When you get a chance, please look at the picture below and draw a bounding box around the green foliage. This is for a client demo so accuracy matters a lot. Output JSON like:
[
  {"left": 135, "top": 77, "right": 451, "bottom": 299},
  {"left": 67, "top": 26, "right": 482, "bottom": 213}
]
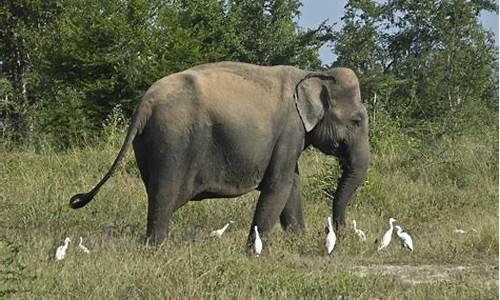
[
  {"left": 0, "top": 237, "right": 33, "bottom": 297},
  {"left": 0, "top": 77, "right": 16, "bottom": 140},
  {"left": 28, "top": 0, "right": 172, "bottom": 133},
  {"left": 33, "top": 87, "right": 92, "bottom": 148},
  {"left": 0, "top": 1, "right": 62, "bottom": 142},
  {"left": 332, "top": 0, "right": 498, "bottom": 134},
  {"left": 102, "top": 104, "right": 128, "bottom": 145},
  {"left": 3, "top": 0, "right": 497, "bottom": 146},
  {"left": 1, "top": 0, "right": 329, "bottom": 145},
  {"left": 224, "top": 0, "right": 329, "bottom": 68}
]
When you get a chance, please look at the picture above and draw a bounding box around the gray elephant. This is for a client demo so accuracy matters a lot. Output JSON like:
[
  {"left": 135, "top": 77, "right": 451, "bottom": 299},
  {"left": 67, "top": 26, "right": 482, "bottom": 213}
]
[{"left": 70, "top": 62, "right": 370, "bottom": 246}]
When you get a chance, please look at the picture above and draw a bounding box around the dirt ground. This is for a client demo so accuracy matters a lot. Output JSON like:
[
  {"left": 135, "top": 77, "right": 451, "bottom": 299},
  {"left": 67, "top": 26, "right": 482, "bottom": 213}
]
[{"left": 351, "top": 264, "right": 499, "bottom": 286}]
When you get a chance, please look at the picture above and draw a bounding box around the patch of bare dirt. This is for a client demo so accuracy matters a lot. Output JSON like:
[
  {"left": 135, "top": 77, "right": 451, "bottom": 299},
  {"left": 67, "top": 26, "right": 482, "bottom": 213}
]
[{"left": 351, "top": 264, "right": 499, "bottom": 286}]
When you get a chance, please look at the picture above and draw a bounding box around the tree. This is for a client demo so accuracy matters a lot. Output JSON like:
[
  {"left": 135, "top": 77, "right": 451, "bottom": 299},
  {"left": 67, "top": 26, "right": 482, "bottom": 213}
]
[
  {"left": 226, "top": 0, "right": 330, "bottom": 69},
  {"left": 27, "top": 0, "right": 171, "bottom": 144},
  {"left": 1, "top": 0, "right": 332, "bottom": 145},
  {"left": 332, "top": 0, "right": 498, "bottom": 135},
  {"left": 0, "top": 0, "right": 61, "bottom": 142}
]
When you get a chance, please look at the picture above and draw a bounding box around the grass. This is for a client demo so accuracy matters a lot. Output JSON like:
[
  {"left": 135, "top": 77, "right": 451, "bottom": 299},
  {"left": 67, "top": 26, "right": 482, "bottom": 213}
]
[{"left": 0, "top": 127, "right": 498, "bottom": 299}]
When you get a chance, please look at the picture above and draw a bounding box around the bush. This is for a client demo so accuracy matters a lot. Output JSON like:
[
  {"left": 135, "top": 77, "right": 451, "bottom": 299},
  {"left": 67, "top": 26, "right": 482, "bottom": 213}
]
[{"left": 32, "top": 87, "right": 94, "bottom": 148}]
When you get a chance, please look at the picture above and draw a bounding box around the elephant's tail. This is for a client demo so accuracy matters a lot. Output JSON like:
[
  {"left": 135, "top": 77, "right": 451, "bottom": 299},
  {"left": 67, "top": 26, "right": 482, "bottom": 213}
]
[{"left": 69, "top": 102, "right": 151, "bottom": 209}]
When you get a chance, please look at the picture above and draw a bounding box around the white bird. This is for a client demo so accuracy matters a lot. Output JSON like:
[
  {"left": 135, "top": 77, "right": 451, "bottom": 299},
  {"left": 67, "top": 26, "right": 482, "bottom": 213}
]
[
  {"left": 377, "top": 218, "right": 396, "bottom": 251},
  {"left": 55, "top": 237, "right": 71, "bottom": 261},
  {"left": 453, "top": 228, "right": 466, "bottom": 234},
  {"left": 209, "top": 221, "right": 234, "bottom": 239},
  {"left": 326, "top": 217, "right": 336, "bottom": 255},
  {"left": 254, "top": 226, "right": 262, "bottom": 257},
  {"left": 352, "top": 219, "right": 367, "bottom": 241},
  {"left": 78, "top": 237, "right": 90, "bottom": 254},
  {"left": 395, "top": 225, "right": 413, "bottom": 251}
]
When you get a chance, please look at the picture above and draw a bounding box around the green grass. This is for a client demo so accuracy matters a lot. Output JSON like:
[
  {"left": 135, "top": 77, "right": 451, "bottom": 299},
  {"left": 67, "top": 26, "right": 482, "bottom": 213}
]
[{"left": 1, "top": 128, "right": 498, "bottom": 299}]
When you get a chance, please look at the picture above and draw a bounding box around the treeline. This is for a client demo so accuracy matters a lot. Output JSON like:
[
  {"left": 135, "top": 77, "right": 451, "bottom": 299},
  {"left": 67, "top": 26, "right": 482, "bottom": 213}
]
[
  {"left": 0, "top": 0, "right": 498, "bottom": 147},
  {"left": 334, "top": 0, "right": 498, "bottom": 143}
]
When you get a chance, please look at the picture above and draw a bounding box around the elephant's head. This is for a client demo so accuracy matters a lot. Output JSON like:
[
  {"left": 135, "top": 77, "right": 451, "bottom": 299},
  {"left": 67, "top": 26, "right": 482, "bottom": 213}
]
[{"left": 294, "top": 67, "right": 370, "bottom": 229}]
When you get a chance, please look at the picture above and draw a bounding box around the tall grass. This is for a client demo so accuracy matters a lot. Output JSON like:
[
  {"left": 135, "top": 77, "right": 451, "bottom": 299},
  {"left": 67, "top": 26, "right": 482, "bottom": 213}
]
[{"left": 1, "top": 124, "right": 498, "bottom": 298}]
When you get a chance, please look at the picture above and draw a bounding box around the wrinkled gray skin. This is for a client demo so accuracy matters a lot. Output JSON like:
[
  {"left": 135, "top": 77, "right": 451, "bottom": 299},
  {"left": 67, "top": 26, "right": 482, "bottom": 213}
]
[{"left": 70, "top": 62, "right": 370, "bottom": 246}]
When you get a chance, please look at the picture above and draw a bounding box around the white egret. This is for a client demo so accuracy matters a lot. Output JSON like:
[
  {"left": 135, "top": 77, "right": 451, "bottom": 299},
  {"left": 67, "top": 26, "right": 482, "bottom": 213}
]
[
  {"left": 55, "top": 237, "right": 71, "bottom": 261},
  {"left": 78, "top": 237, "right": 90, "bottom": 254},
  {"left": 209, "top": 221, "right": 234, "bottom": 239},
  {"left": 254, "top": 226, "right": 262, "bottom": 257},
  {"left": 352, "top": 219, "right": 367, "bottom": 241},
  {"left": 377, "top": 218, "right": 396, "bottom": 251},
  {"left": 326, "top": 217, "right": 336, "bottom": 255},
  {"left": 453, "top": 228, "right": 466, "bottom": 234},
  {"left": 395, "top": 225, "right": 413, "bottom": 251}
]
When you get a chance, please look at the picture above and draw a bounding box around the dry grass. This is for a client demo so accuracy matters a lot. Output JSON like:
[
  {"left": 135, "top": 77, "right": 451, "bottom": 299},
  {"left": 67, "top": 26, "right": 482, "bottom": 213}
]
[{"left": 1, "top": 128, "right": 498, "bottom": 299}]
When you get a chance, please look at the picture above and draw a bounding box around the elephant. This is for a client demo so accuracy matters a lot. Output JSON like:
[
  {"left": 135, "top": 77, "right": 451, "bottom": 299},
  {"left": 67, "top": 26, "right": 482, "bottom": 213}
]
[{"left": 69, "top": 61, "right": 370, "bottom": 246}]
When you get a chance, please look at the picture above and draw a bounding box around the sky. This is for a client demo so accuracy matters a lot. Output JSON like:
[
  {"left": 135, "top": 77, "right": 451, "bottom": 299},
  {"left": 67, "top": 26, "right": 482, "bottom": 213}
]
[{"left": 297, "top": 0, "right": 499, "bottom": 65}]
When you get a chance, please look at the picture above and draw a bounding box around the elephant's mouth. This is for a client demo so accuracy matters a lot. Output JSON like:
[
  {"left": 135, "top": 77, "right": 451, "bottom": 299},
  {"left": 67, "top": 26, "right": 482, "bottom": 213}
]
[
  {"left": 330, "top": 141, "right": 346, "bottom": 157},
  {"left": 320, "top": 141, "right": 341, "bottom": 156}
]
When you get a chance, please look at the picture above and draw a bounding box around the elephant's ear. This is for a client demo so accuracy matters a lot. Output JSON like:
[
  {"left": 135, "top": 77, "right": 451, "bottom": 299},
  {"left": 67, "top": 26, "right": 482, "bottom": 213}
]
[{"left": 294, "top": 77, "right": 330, "bottom": 132}]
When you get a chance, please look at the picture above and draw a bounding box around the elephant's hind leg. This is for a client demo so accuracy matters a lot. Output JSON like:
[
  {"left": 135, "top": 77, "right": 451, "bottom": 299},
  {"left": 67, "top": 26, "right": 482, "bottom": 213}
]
[{"left": 145, "top": 160, "right": 189, "bottom": 245}]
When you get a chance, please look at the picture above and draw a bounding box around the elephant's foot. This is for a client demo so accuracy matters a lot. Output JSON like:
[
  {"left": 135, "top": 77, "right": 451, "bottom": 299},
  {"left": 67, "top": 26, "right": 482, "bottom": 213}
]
[
  {"left": 245, "top": 242, "right": 256, "bottom": 256},
  {"left": 332, "top": 219, "right": 347, "bottom": 239},
  {"left": 144, "top": 230, "right": 168, "bottom": 247}
]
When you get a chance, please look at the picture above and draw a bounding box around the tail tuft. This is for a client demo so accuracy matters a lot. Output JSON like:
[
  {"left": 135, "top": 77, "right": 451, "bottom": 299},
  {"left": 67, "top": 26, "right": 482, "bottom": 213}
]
[{"left": 69, "top": 193, "right": 94, "bottom": 209}]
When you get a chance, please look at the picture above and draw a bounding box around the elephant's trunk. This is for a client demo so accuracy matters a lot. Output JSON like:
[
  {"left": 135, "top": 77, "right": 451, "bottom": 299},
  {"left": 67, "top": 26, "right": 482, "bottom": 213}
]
[{"left": 332, "top": 138, "right": 370, "bottom": 229}]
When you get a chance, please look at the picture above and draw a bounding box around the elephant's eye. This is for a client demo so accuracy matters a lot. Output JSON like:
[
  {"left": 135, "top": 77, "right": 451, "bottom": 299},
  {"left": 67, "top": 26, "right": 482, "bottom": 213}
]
[{"left": 351, "top": 116, "right": 362, "bottom": 127}]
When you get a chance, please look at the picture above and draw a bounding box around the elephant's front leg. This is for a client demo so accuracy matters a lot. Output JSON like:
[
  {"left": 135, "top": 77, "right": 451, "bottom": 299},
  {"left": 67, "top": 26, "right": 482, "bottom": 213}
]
[
  {"left": 279, "top": 171, "right": 305, "bottom": 233},
  {"left": 247, "top": 113, "right": 304, "bottom": 251},
  {"left": 248, "top": 179, "right": 295, "bottom": 247},
  {"left": 247, "top": 152, "right": 301, "bottom": 249}
]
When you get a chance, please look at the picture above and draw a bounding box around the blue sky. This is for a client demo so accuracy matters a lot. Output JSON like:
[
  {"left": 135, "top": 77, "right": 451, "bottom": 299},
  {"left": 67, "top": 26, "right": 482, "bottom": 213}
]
[{"left": 297, "top": 0, "right": 499, "bottom": 65}]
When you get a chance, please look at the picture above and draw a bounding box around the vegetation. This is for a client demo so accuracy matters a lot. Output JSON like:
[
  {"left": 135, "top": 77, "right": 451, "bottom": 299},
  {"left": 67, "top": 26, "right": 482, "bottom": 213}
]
[
  {"left": 0, "top": 0, "right": 498, "bottom": 298},
  {"left": 333, "top": 0, "right": 497, "bottom": 136},
  {"left": 1, "top": 0, "right": 330, "bottom": 145},
  {"left": 0, "top": 121, "right": 497, "bottom": 298}
]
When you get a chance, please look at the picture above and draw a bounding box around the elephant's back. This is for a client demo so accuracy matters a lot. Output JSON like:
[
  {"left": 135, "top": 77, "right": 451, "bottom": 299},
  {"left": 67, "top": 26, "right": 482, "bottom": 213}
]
[{"left": 145, "top": 63, "right": 293, "bottom": 134}]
